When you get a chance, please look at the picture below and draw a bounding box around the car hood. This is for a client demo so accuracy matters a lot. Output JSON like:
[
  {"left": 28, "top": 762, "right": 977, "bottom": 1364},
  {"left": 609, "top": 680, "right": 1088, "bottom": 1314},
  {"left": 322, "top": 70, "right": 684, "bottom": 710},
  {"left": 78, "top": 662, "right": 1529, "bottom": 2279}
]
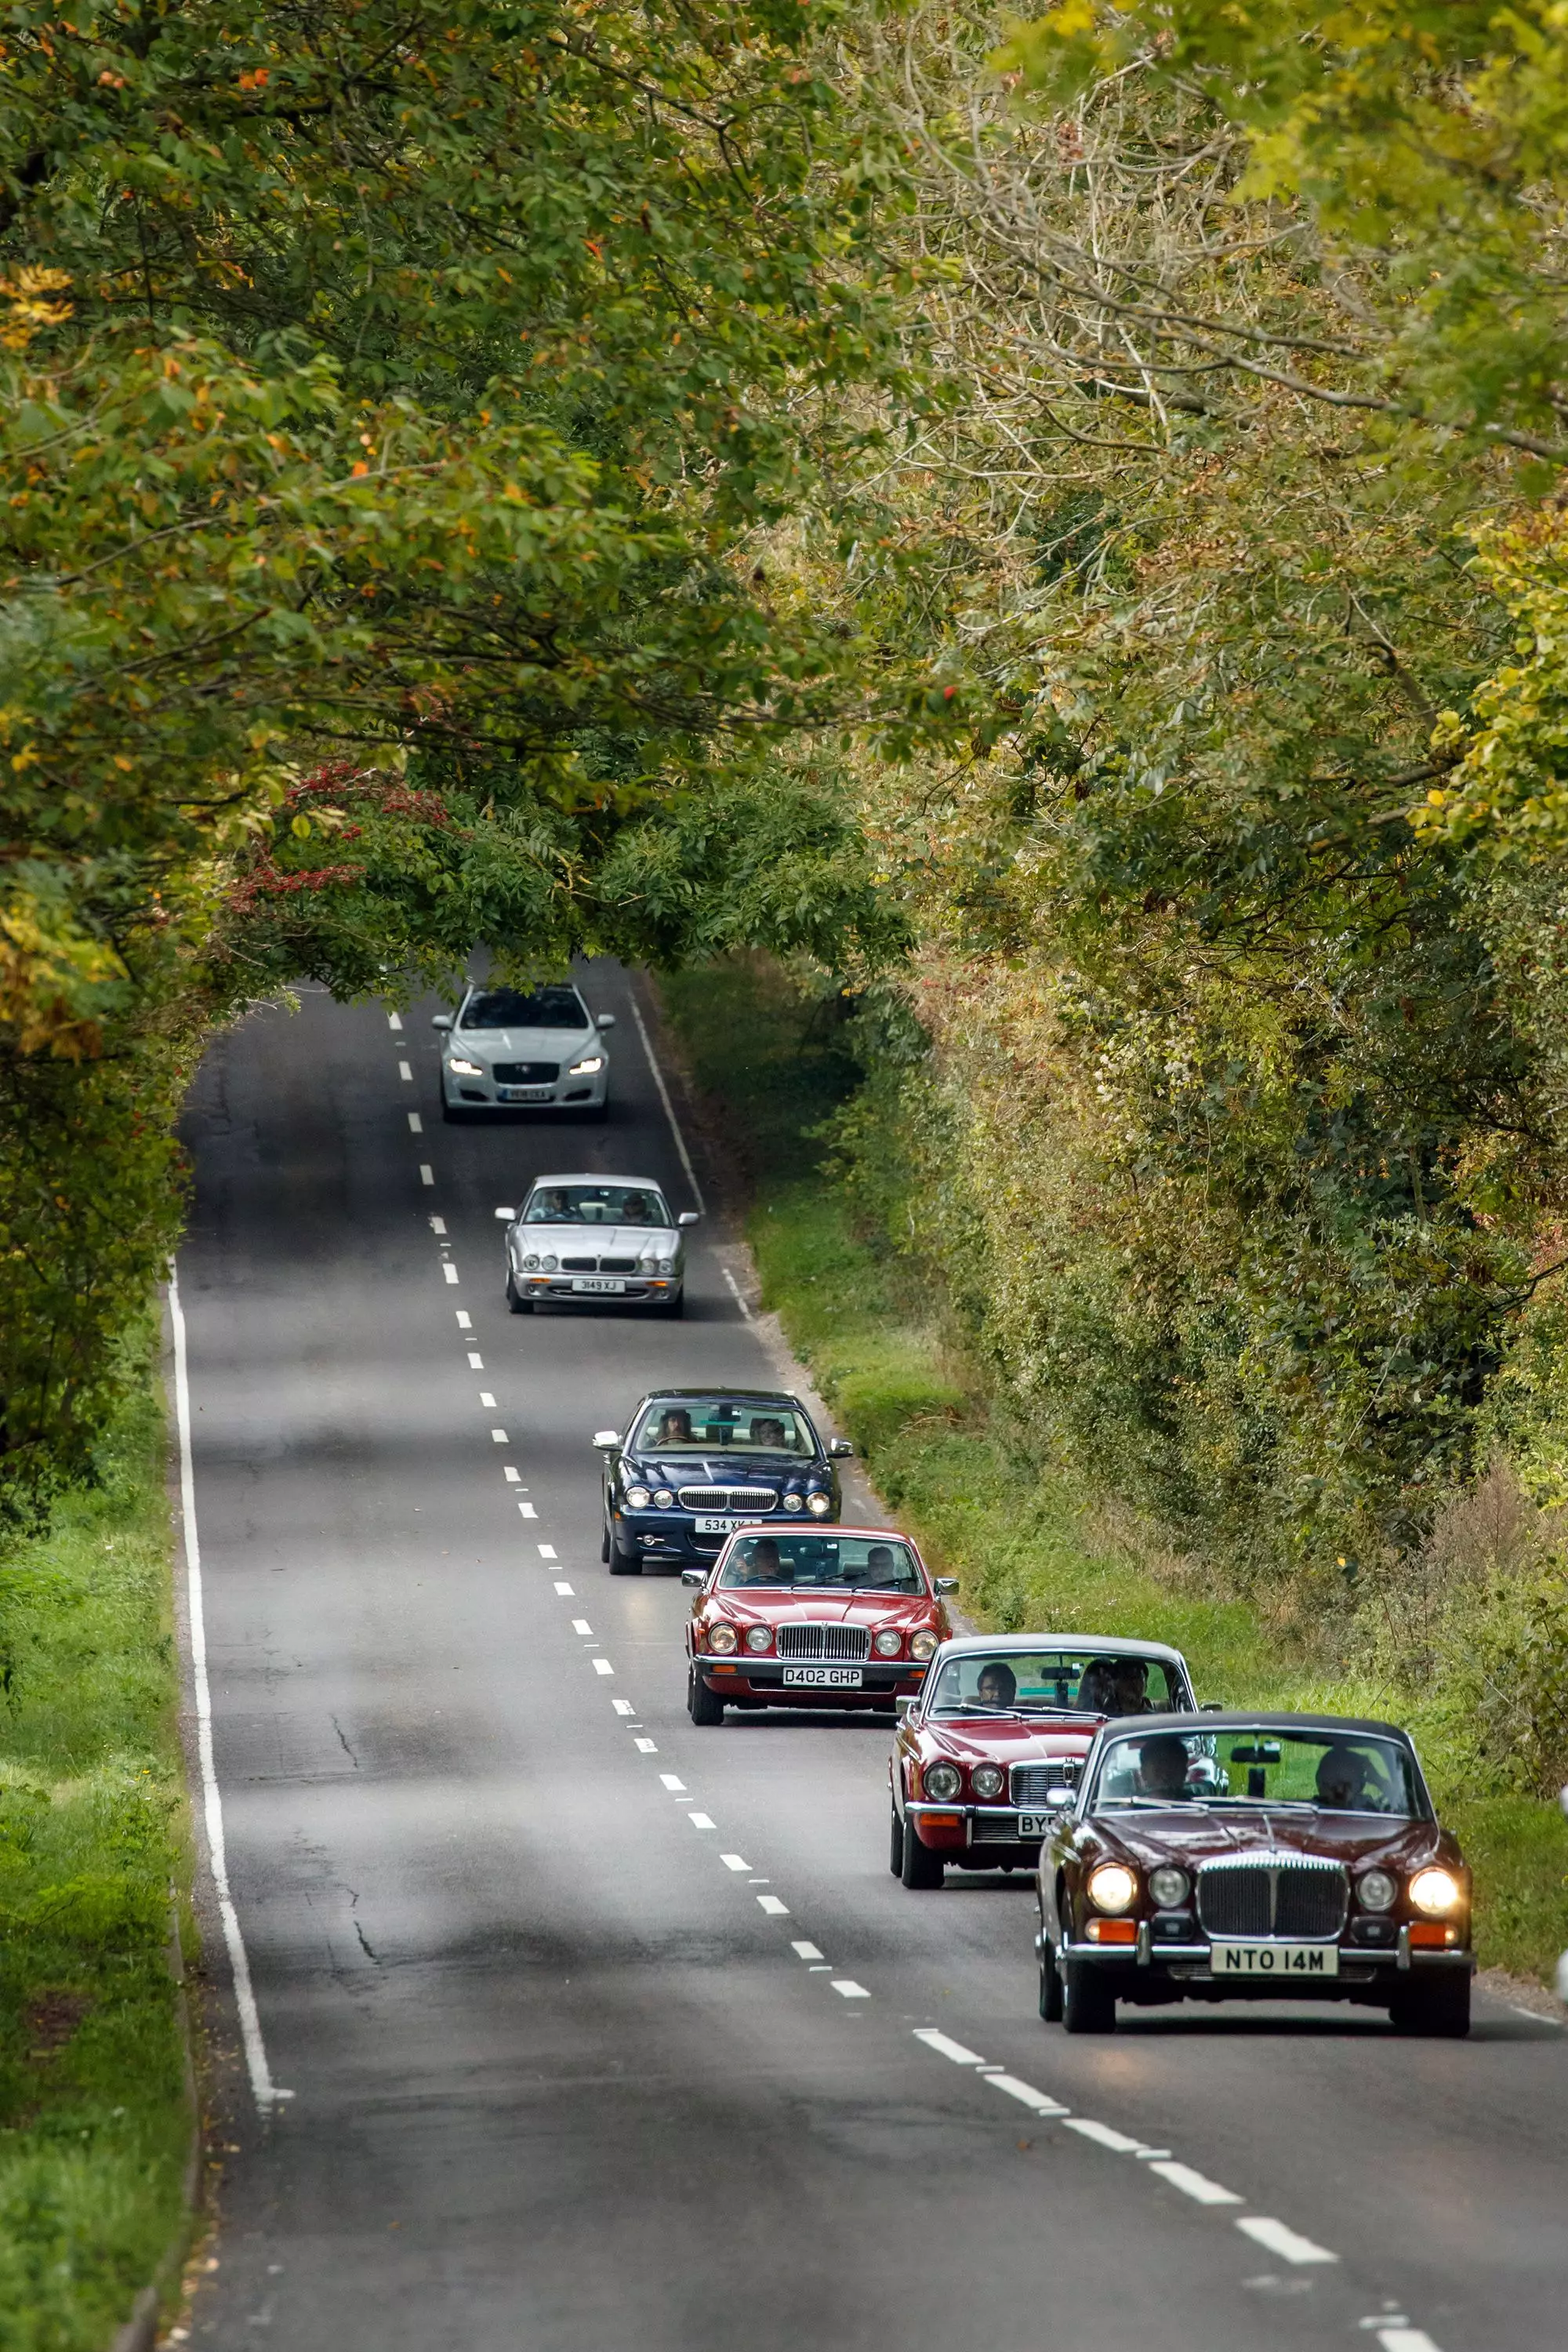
[
  {"left": 521, "top": 1223, "right": 680, "bottom": 1255},
  {"left": 1093, "top": 1809, "right": 1446, "bottom": 1871},
  {"left": 633, "top": 1450, "right": 809, "bottom": 1479},
  {"left": 708, "top": 1591, "right": 933, "bottom": 1624},
  {"left": 923, "top": 1716, "right": 1101, "bottom": 1766},
  {"left": 456, "top": 1025, "right": 597, "bottom": 1058}
]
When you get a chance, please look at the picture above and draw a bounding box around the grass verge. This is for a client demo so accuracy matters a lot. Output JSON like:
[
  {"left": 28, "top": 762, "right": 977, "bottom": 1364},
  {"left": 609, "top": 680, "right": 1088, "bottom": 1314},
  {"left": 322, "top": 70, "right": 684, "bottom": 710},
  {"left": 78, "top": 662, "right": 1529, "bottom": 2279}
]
[
  {"left": 656, "top": 956, "right": 1568, "bottom": 1987},
  {"left": 0, "top": 1352, "right": 194, "bottom": 2351}
]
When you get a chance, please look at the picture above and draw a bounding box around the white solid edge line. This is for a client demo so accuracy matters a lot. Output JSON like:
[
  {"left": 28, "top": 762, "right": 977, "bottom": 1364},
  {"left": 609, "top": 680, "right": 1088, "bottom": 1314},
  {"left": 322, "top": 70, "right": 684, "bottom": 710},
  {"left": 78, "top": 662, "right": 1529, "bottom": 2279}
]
[
  {"left": 169, "top": 1262, "right": 289, "bottom": 2113},
  {"left": 1234, "top": 2216, "right": 1339, "bottom": 2266},
  {"left": 720, "top": 1265, "right": 752, "bottom": 1322},
  {"left": 1062, "top": 2117, "right": 1152, "bottom": 2156},
  {"left": 1377, "top": 2332, "right": 1443, "bottom": 2352},
  {"left": 1145, "top": 2159, "right": 1242, "bottom": 2208},
  {"left": 626, "top": 991, "right": 705, "bottom": 1214},
  {"left": 985, "top": 2074, "right": 1069, "bottom": 2115},
  {"left": 912, "top": 2027, "right": 989, "bottom": 2067}
]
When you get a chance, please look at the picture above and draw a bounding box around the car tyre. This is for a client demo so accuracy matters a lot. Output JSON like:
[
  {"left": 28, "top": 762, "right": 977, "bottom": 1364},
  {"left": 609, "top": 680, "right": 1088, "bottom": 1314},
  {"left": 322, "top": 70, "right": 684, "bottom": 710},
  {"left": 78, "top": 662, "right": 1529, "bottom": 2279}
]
[
  {"left": 600, "top": 1516, "right": 611, "bottom": 1563},
  {"left": 658, "top": 1289, "right": 685, "bottom": 1317},
  {"left": 888, "top": 1806, "right": 906, "bottom": 1878},
  {"left": 900, "top": 1820, "right": 945, "bottom": 1889},
  {"left": 441, "top": 1099, "right": 466, "bottom": 1123},
  {"left": 688, "top": 1667, "right": 725, "bottom": 1726},
  {"left": 1388, "top": 1973, "right": 1471, "bottom": 2038},
  {"left": 1037, "top": 1933, "right": 1064, "bottom": 2022},
  {"left": 1061, "top": 1956, "right": 1116, "bottom": 2033},
  {"left": 505, "top": 1272, "right": 533, "bottom": 1315},
  {"left": 608, "top": 1537, "right": 642, "bottom": 1576}
]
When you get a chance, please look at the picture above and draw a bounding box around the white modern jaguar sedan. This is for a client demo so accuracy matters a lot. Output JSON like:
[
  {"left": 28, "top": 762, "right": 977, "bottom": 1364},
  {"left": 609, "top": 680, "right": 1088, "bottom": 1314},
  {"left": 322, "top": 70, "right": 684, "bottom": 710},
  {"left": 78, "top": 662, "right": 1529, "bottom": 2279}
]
[
  {"left": 434, "top": 982, "right": 613, "bottom": 1120},
  {"left": 495, "top": 1176, "right": 699, "bottom": 1314}
]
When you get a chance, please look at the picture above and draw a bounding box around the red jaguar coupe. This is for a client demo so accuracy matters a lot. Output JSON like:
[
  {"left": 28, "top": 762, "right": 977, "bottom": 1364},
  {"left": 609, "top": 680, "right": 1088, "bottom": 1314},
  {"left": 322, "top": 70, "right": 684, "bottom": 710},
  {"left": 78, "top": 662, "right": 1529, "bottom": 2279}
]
[{"left": 683, "top": 1526, "right": 958, "bottom": 1724}]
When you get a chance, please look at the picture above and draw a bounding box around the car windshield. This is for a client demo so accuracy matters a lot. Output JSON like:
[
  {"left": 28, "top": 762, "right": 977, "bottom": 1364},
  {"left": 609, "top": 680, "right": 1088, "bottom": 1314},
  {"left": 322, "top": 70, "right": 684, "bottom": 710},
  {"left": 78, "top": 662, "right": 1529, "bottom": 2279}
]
[
  {"left": 635, "top": 1400, "right": 811, "bottom": 1453},
  {"left": 928, "top": 1649, "right": 1190, "bottom": 1718},
  {"left": 525, "top": 1185, "right": 671, "bottom": 1227},
  {"left": 1088, "top": 1726, "right": 1423, "bottom": 1816},
  {"left": 463, "top": 987, "right": 586, "bottom": 1029},
  {"left": 718, "top": 1535, "right": 922, "bottom": 1592}
]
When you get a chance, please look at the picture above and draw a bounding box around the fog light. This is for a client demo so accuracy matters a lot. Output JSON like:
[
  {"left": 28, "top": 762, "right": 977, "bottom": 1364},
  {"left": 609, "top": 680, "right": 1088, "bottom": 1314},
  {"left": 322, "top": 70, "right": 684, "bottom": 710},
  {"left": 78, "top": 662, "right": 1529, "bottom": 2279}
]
[{"left": 1086, "top": 1918, "right": 1137, "bottom": 1945}]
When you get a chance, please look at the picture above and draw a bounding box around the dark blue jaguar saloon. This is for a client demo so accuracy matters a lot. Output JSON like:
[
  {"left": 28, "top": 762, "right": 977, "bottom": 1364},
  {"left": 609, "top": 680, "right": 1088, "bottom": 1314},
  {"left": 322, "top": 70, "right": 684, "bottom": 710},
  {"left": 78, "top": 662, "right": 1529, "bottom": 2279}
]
[{"left": 595, "top": 1388, "right": 851, "bottom": 1574}]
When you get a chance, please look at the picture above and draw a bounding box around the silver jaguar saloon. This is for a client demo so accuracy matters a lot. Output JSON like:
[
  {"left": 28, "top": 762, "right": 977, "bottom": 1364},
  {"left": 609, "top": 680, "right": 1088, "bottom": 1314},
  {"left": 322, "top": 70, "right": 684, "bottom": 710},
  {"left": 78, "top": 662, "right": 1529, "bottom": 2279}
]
[
  {"left": 495, "top": 1176, "right": 699, "bottom": 1315},
  {"left": 434, "top": 982, "right": 613, "bottom": 1120}
]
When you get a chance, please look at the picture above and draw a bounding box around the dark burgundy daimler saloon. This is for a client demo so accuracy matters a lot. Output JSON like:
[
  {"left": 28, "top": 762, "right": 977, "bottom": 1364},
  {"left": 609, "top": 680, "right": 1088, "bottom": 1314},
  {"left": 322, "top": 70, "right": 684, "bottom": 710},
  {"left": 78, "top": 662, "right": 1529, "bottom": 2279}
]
[{"left": 1037, "top": 1713, "right": 1472, "bottom": 2038}]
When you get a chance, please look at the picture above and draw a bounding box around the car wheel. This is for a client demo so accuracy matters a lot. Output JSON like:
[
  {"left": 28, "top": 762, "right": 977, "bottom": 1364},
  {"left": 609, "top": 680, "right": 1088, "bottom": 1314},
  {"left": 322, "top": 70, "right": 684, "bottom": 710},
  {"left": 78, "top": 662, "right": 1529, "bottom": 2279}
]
[
  {"left": 1061, "top": 1957, "right": 1116, "bottom": 2034},
  {"left": 600, "top": 1515, "right": 611, "bottom": 1563},
  {"left": 441, "top": 1099, "right": 466, "bottom": 1123},
  {"left": 505, "top": 1272, "right": 533, "bottom": 1315},
  {"left": 1037, "top": 1930, "right": 1064, "bottom": 2022},
  {"left": 900, "top": 1820, "right": 944, "bottom": 1889},
  {"left": 1389, "top": 1973, "right": 1471, "bottom": 2038},
  {"left": 608, "top": 1537, "right": 641, "bottom": 1576},
  {"left": 688, "top": 1667, "right": 725, "bottom": 1726},
  {"left": 888, "top": 1806, "right": 906, "bottom": 1878},
  {"left": 584, "top": 1099, "right": 609, "bottom": 1123}
]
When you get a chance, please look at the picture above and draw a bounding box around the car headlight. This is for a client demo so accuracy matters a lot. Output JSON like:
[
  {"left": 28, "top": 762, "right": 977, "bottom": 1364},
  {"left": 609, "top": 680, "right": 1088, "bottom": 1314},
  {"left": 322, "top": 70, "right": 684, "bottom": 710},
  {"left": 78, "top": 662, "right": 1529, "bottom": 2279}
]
[
  {"left": 971, "top": 1763, "right": 1004, "bottom": 1800},
  {"left": 1407, "top": 1866, "right": 1463, "bottom": 1917},
  {"left": 909, "top": 1629, "right": 938, "bottom": 1661},
  {"left": 540, "top": 1254, "right": 557, "bottom": 1272},
  {"left": 872, "top": 1628, "right": 902, "bottom": 1659},
  {"left": 782, "top": 1493, "right": 804, "bottom": 1512},
  {"left": 743, "top": 1625, "right": 772, "bottom": 1654},
  {"left": 652, "top": 1488, "right": 674, "bottom": 1509},
  {"left": 448, "top": 1056, "right": 485, "bottom": 1078},
  {"left": 1087, "top": 1863, "right": 1138, "bottom": 1915},
  {"left": 522, "top": 1253, "right": 540, "bottom": 1271},
  {"left": 1148, "top": 1865, "right": 1190, "bottom": 1909},
  {"left": 567, "top": 1054, "right": 604, "bottom": 1076},
  {"left": 623, "top": 1485, "right": 652, "bottom": 1511},
  {"left": 1356, "top": 1868, "right": 1398, "bottom": 1913},
  {"left": 706, "top": 1622, "right": 738, "bottom": 1655},
  {"left": 805, "top": 1490, "right": 832, "bottom": 1517},
  {"left": 922, "top": 1762, "right": 963, "bottom": 1802}
]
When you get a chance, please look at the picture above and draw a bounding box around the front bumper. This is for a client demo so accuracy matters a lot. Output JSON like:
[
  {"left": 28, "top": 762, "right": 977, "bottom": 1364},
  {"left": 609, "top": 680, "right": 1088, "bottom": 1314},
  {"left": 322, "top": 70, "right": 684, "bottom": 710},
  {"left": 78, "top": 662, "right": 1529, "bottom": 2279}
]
[
  {"left": 521, "top": 1275, "right": 680, "bottom": 1305},
  {"left": 1058, "top": 1927, "right": 1473, "bottom": 1999},
  {"left": 616, "top": 1506, "right": 839, "bottom": 1561},
  {"left": 906, "top": 1804, "right": 1058, "bottom": 1861},
  {"left": 697, "top": 1659, "right": 930, "bottom": 1701},
  {"left": 445, "top": 1067, "right": 608, "bottom": 1109}
]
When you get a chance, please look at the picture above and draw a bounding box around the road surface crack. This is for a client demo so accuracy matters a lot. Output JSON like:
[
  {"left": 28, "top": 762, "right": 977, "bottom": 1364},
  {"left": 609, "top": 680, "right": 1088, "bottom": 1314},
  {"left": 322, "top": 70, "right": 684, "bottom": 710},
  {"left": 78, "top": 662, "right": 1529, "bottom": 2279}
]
[{"left": 332, "top": 1715, "right": 360, "bottom": 1768}]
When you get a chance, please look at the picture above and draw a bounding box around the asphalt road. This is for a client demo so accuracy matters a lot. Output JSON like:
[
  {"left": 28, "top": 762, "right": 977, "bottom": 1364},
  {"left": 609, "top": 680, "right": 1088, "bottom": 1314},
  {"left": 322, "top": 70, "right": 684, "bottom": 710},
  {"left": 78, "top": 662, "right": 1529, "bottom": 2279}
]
[{"left": 176, "top": 967, "right": 1567, "bottom": 2352}]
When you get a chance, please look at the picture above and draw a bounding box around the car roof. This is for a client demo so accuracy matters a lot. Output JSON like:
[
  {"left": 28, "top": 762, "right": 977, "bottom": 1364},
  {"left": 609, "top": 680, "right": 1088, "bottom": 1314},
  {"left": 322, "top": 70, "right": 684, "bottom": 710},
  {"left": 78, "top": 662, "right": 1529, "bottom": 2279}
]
[
  {"left": 638, "top": 1388, "right": 802, "bottom": 1406},
  {"left": 528, "top": 1173, "right": 667, "bottom": 1189},
  {"left": 1096, "top": 1709, "right": 1417, "bottom": 1747},
  {"left": 722, "top": 1523, "right": 909, "bottom": 1541},
  {"left": 931, "top": 1633, "right": 1189, "bottom": 1664}
]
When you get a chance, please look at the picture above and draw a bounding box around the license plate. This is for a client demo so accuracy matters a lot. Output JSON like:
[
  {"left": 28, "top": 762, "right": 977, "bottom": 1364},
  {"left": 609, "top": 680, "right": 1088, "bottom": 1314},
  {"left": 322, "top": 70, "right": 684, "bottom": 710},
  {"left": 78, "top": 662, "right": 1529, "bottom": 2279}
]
[
  {"left": 1209, "top": 1940, "right": 1340, "bottom": 1979},
  {"left": 695, "top": 1516, "right": 742, "bottom": 1534},
  {"left": 499, "top": 1086, "right": 553, "bottom": 1102},
  {"left": 571, "top": 1277, "right": 625, "bottom": 1294},
  {"left": 781, "top": 1665, "right": 862, "bottom": 1688},
  {"left": 1016, "top": 1813, "right": 1054, "bottom": 1839}
]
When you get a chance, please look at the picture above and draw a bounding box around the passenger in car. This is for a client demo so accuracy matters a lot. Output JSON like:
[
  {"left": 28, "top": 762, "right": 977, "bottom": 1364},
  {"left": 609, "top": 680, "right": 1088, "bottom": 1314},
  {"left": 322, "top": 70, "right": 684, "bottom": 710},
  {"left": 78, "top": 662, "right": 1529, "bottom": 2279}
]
[
  {"left": 1136, "top": 1733, "right": 1196, "bottom": 1802},
  {"left": 655, "top": 1407, "right": 694, "bottom": 1445},
  {"left": 1076, "top": 1661, "right": 1120, "bottom": 1714},
  {"left": 734, "top": 1538, "right": 789, "bottom": 1585},
  {"left": 1112, "top": 1659, "right": 1155, "bottom": 1715},
  {"left": 977, "top": 1662, "right": 1018, "bottom": 1708},
  {"left": 751, "top": 1418, "right": 786, "bottom": 1449},
  {"left": 1315, "top": 1744, "right": 1379, "bottom": 1811}
]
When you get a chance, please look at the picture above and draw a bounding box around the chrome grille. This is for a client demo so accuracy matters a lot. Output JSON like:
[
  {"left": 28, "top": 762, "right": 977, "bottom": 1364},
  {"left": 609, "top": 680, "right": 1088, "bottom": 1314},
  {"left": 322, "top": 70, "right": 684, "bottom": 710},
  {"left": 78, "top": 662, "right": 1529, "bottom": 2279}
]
[
  {"left": 973, "top": 1814, "right": 1024, "bottom": 1842},
  {"left": 1196, "top": 1856, "right": 1346, "bottom": 1940},
  {"left": 600, "top": 1258, "right": 637, "bottom": 1273},
  {"left": 561, "top": 1256, "right": 596, "bottom": 1272},
  {"left": 775, "top": 1623, "right": 869, "bottom": 1662},
  {"left": 1011, "top": 1763, "right": 1073, "bottom": 1809},
  {"left": 677, "top": 1485, "right": 777, "bottom": 1514},
  {"left": 492, "top": 1060, "right": 557, "bottom": 1083}
]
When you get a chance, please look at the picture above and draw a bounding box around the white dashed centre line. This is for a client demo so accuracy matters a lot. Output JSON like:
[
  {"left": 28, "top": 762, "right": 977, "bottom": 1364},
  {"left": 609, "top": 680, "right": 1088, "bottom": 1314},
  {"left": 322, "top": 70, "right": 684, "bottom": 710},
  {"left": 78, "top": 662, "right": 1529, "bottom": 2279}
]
[
  {"left": 504, "top": 1467, "right": 520, "bottom": 1483},
  {"left": 720, "top": 1854, "right": 751, "bottom": 1871},
  {"left": 554, "top": 1582, "right": 575, "bottom": 1597},
  {"left": 1377, "top": 2333, "right": 1442, "bottom": 2352},
  {"left": 985, "top": 2075, "right": 1069, "bottom": 2116},
  {"left": 612, "top": 1700, "right": 634, "bottom": 1717},
  {"left": 635, "top": 1739, "right": 659, "bottom": 1755},
  {"left": 538, "top": 1544, "right": 557, "bottom": 1560},
  {"left": 468, "top": 1352, "right": 485, "bottom": 1370},
  {"left": 830, "top": 1980, "right": 869, "bottom": 1999},
  {"left": 659, "top": 1773, "right": 686, "bottom": 1791},
  {"left": 490, "top": 1428, "right": 507, "bottom": 1443},
  {"left": 592, "top": 1658, "right": 615, "bottom": 1678},
  {"left": 454, "top": 1310, "right": 470, "bottom": 1329},
  {"left": 479, "top": 1391, "right": 495, "bottom": 1407},
  {"left": 687, "top": 1812, "right": 716, "bottom": 1830},
  {"left": 519, "top": 1501, "right": 537, "bottom": 1518},
  {"left": 572, "top": 1619, "right": 593, "bottom": 1636},
  {"left": 442, "top": 1263, "right": 458, "bottom": 1284},
  {"left": 408, "top": 1112, "right": 423, "bottom": 1134},
  {"left": 756, "top": 1895, "right": 789, "bottom": 1917},
  {"left": 1145, "top": 2161, "right": 1241, "bottom": 2208},
  {"left": 419, "top": 1163, "right": 434, "bottom": 1186},
  {"left": 430, "top": 1216, "right": 447, "bottom": 1236},
  {"left": 791, "top": 1941, "right": 824, "bottom": 1962},
  {"left": 398, "top": 1060, "right": 412, "bottom": 1082},
  {"left": 387, "top": 1012, "right": 403, "bottom": 1031},
  {"left": 1234, "top": 2217, "right": 1338, "bottom": 2266},
  {"left": 913, "top": 2029, "right": 988, "bottom": 2066}
]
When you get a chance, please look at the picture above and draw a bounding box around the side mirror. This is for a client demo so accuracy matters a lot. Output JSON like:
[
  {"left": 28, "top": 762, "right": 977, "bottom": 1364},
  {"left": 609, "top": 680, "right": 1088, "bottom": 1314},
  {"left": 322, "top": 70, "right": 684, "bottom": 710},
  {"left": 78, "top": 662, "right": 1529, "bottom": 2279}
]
[
  {"left": 595, "top": 1011, "right": 617, "bottom": 1029},
  {"left": 681, "top": 1568, "right": 707, "bottom": 1589},
  {"left": 677, "top": 1210, "right": 700, "bottom": 1228},
  {"left": 494, "top": 1207, "right": 516, "bottom": 1222},
  {"left": 895, "top": 1695, "right": 920, "bottom": 1722},
  {"left": 1045, "top": 1785, "right": 1078, "bottom": 1810},
  {"left": 593, "top": 1429, "right": 622, "bottom": 1450},
  {"left": 933, "top": 1577, "right": 959, "bottom": 1595},
  {"left": 431, "top": 1014, "right": 453, "bottom": 1032},
  {"left": 829, "top": 1439, "right": 854, "bottom": 1457}
]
